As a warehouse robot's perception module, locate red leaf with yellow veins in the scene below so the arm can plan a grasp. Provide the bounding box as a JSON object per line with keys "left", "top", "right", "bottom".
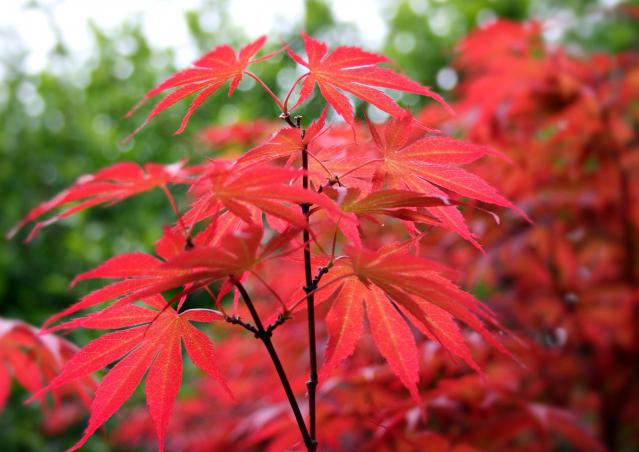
{"left": 321, "top": 276, "right": 364, "bottom": 380}
{"left": 365, "top": 285, "right": 421, "bottom": 406}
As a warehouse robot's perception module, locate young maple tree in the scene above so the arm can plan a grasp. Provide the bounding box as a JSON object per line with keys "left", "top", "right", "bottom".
{"left": 8, "top": 33, "right": 528, "bottom": 451}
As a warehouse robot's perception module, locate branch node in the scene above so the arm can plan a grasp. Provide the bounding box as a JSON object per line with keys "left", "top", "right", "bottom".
{"left": 313, "top": 266, "right": 329, "bottom": 286}
{"left": 279, "top": 111, "right": 298, "bottom": 128}
{"left": 266, "top": 311, "right": 292, "bottom": 335}
{"left": 224, "top": 315, "right": 259, "bottom": 335}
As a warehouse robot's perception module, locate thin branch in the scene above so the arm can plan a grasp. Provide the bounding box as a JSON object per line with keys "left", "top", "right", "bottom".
{"left": 266, "top": 311, "right": 292, "bottom": 335}
{"left": 312, "top": 264, "right": 331, "bottom": 289}
{"left": 300, "top": 140, "right": 319, "bottom": 451}
{"left": 279, "top": 111, "right": 299, "bottom": 128}
{"left": 224, "top": 314, "right": 259, "bottom": 335}
{"left": 230, "top": 277, "right": 313, "bottom": 450}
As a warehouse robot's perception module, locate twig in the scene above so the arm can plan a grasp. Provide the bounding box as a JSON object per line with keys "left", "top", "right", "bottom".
{"left": 230, "top": 276, "right": 313, "bottom": 450}
{"left": 300, "top": 138, "right": 319, "bottom": 451}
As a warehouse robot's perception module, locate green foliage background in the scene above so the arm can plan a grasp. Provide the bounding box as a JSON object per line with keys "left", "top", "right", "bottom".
{"left": 0, "top": 0, "right": 636, "bottom": 449}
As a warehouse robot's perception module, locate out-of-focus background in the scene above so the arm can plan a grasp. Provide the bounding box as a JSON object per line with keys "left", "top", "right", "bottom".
{"left": 1, "top": 0, "right": 637, "bottom": 450}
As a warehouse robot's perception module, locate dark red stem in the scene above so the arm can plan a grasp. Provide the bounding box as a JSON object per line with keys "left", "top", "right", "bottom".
{"left": 300, "top": 140, "right": 319, "bottom": 451}
{"left": 231, "top": 277, "right": 313, "bottom": 450}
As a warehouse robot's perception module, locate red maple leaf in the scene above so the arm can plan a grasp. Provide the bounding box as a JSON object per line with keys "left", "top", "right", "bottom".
{"left": 30, "top": 296, "right": 229, "bottom": 452}
{"left": 236, "top": 108, "right": 328, "bottom": 168}
{"left": 8, "top": 161, "right": 187, "bottom": 241}
{"left": 41, "top": 225, "right": 264, "bottom": 331}
{"left": 298, "top": 243, "right": 508, "bottom": 403}
{"left": 322, "top": 186, "right": 446, "bottom": 246}
{"left": 125, "top": 35, "right": 273, "bottom": 138}
{"left": 286, "top": 33, "right": 450, "bottom": 127}
{"left": 182, "top": 162, "right": 341, "bottom": 229}
{"left": 368, "top": 112, "right": 527, "bottom": 248}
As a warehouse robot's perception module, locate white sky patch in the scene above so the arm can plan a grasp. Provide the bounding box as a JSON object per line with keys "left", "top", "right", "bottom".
{"left": 0, "top": 0, "right": 387, "bottom": 77}
{"left": 329, "top": 0, "right": 387, "bottom": 47}
{"left": 228, "top": 1, "right": 304, "bottom": 39}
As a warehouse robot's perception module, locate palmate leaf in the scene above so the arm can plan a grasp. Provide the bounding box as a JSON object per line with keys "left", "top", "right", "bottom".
{"left": 369, "top": 111, "right": 528, "bottom": 248}
{"left": 322, "top": 186, "right": 446, "bottom": 246}
{"left": 286, "top": 33, "right": 450, "bottom": 128}
{"left": 41, "top": 225, "right": 264, "bottom": 331}
{"left": 8, "top": 162, "right": 188, "bottom": 241}
{"left": 307, "top": 244, "right": 508, "bottom": 402}
{"left": 126, "top": 35, "right": 273, "bottom": 138}
{"left": 321, "top": 275, "right": 421, "bottom": 405}
{"left": 30, "top": 296, "right": 228, "bottom": 452}
{"left": 236, "top": 108, "right": 328, "bottom": 168}
{"left": 182, "top": 162, "right": 342, "bottom": 229}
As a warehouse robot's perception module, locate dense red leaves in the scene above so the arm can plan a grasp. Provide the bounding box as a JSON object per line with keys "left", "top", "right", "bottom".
{"left": 455, "top": 21, "right": 549, "bottom": 135}
{"left": 8, "top": 161, "right": 187, "bottom": 241}
{"left": 286, "top": 33, "right": 450, "bottom": 127}
{"left": 416, "top": 19, "right": 639, "bottom": 451}
{"left": 126, "top": 35, "right": 271, "bottom": 138}
{"left": 323, "top": 187, "right": 445, "bottom": 245}
{"left": 113, "top": 325, "right": 605, "bottom": 452}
